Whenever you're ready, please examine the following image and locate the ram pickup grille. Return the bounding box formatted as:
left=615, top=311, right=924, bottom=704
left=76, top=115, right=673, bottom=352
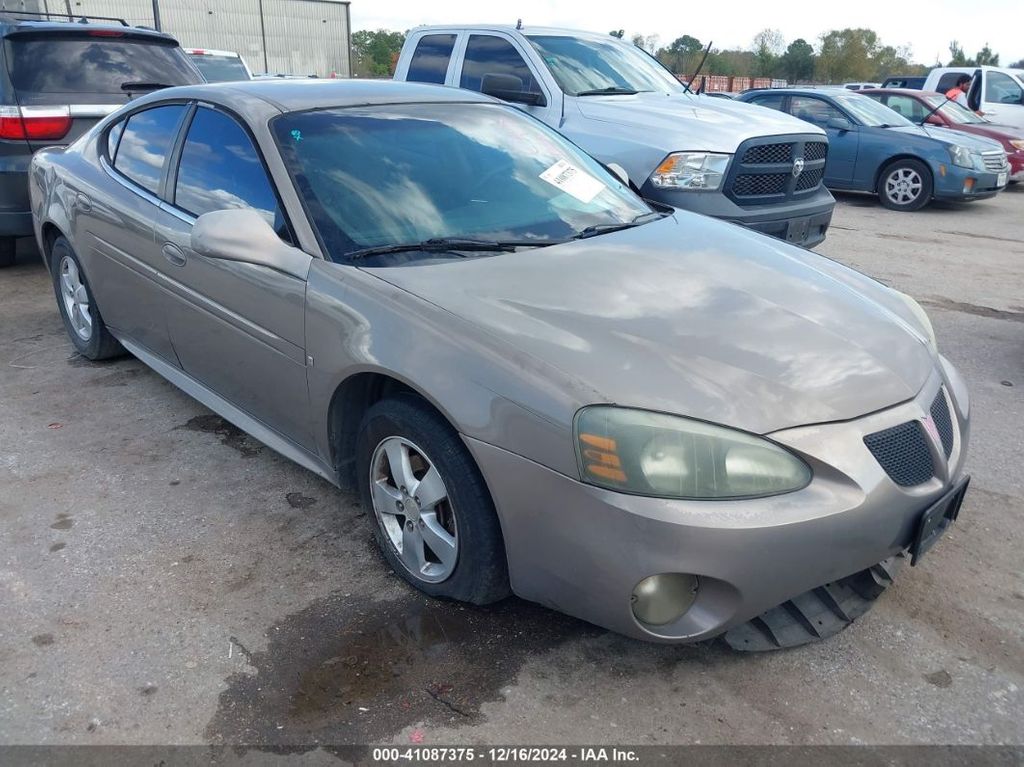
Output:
left=930, top=389, right=955, bottom=459
left=726, top=135, right=828, bottom=205
left=864, top=421, right=935, bottom=487
left=983, top=152, right=1008, bottom=172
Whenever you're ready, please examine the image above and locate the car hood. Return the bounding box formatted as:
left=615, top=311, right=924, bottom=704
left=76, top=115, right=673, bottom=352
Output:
left=363, top=215, right=936, bottom=435
left=891, top=124, right=1005, bottom=152
left=571, top=91, right=824, bottom=153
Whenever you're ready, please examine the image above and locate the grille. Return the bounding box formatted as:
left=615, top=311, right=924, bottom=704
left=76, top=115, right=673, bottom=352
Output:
left=804, top=142, right=827, bottom=162
left=733, top=173, right=788, bottom=197
left=742, top=143, right=792, bottom=164
left=930, top=390, right=954, bottom=458
left=795, top=167, right=824, bottom=191
left=983, top=152, right=1007, bottom=172
left=864, top=421, right=935, bottom=487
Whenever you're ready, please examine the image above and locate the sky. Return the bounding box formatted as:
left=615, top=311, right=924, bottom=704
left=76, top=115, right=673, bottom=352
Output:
left=350, top=0, right=1024, bottom=68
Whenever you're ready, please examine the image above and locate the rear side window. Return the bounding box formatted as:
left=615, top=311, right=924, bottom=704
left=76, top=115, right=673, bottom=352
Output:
left=935, top=73, right=966, bottom=93
left=459, top=35, right=541, bottom=96
left=6, top=36, right=200, bottom=94
left=113, top=105, right=186, bottom=195
left=749, top=93, right=785, bottom=111
left=174, top=107, right=285, bottom=235
left=881, top=94, right=927, bottom=121
left=406, top=34, right=456, bottom=84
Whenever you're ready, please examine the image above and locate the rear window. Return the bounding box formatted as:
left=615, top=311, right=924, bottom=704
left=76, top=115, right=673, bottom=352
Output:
left=188, top=54, right=251, bottom=83
left=6, top=36, right=200, bottom=94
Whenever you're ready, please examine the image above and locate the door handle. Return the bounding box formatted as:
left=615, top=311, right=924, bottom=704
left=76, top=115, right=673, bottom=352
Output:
left=75, top=193, right=92, bottom=212
left=161, top=242, right=187, bottom=267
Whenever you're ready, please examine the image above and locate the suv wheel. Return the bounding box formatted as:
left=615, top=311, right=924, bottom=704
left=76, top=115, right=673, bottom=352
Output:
left=356, top=395, right=510, bottom=605
left=0, top=237, right=15, bottom=267
left=51, top=236, right=124, bottom=360
left=877, top=159, right=932, bottom=211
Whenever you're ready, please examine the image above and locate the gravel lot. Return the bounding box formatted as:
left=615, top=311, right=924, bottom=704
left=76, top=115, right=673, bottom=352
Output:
left=1, top=188, right=1022, bottom=748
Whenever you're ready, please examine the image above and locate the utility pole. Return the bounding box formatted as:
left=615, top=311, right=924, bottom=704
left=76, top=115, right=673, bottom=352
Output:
left=151, top=0, right=161, bottom=30
left=257, top=0, right=269, bottom=73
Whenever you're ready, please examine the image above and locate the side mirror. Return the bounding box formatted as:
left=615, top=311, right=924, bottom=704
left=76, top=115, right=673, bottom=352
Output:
left=606, top=162, right=630, bottom=186
left=826, top=116, right=853, bottom=132
left=481, top=73, right=547, bottom=107
left=191, top=208, right=312, bottom=281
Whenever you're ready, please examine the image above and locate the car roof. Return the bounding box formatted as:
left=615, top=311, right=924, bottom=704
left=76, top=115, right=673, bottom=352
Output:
left=743, top=87, right=852, bottom=97
left=135, top=79, right=497, bottom=114
left=861, top=88, right=944, bottom=97
left=0, top=16, right=177, bottom=43
left=411, top=24, right=613, bottom=40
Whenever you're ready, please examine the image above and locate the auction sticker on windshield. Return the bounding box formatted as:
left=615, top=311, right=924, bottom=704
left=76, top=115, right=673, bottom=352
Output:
left=540, top=160, right=605, bottom=203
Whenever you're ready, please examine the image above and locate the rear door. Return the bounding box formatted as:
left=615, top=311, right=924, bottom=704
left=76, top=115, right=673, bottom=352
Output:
left=152, top=104, right=314, bottom=449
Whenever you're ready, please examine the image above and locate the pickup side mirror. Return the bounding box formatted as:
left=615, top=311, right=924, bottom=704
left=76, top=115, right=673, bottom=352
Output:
left=826, top=116, right=854, bottom=132
left=481, top=73, right=547, bottom=107
left=191, top=208, right=312, bottom=281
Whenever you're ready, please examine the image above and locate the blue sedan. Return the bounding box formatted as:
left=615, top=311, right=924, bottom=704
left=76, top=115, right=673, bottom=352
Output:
left=738, top=88, right=1010, bottom=210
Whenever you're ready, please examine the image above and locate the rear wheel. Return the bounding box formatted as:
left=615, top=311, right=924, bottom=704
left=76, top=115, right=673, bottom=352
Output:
left=0, top=236, right=16, bottom=267
left=51, top=236, right=124, bottom=360
left=877, top=159, right=932, bottom=211
left=356, top=395, right=510, bottom=604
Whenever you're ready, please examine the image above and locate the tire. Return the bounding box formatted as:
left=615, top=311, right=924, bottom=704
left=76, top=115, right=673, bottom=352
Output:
left=50, top=236, right=124, bottom=360
left=0, top=236, right=15, bottom=267
left=877, top=158, right=932, bottom=211
left=356, top=394, right=510, bottom=604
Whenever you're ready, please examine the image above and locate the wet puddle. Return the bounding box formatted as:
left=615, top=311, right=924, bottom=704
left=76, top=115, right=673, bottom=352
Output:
left=179, top=414, right=264, bottom=457
left=207, top=592, right=596, bottom=746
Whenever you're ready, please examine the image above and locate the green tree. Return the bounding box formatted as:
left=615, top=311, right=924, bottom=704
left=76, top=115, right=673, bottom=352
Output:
left=975, top=43, right=1000, bottom=66
left=816, top=28, right=879, bottom=82
left=659, top=34, right=704, bottom=74
left=780, top=38, right=815, bottom=82
left=351, top=29, right=406, bottom=77
left=948, top=40, right=972, bottom=66
left=752, top=28, right=784, bottom=77
left=1010, top=58, right=1024, bottom=68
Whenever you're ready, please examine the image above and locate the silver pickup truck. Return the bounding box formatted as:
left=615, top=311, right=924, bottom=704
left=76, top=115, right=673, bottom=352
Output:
left=394, top=25, right=836, bottom=248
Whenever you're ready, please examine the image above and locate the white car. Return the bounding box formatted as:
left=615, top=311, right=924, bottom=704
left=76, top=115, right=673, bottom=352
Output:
left=184, top=48, right=253, bottom=82
left=843, top=82, right=882, bottom=91
left=924, top=66, right=1024, bottom=130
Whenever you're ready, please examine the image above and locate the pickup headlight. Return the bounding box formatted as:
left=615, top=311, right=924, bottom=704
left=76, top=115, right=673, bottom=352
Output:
left=948, top=145, right=975, bottom=169
left=892, top=289, right=937, bottom=355
left=649, top=152, right=731, bottom=191
left=574, top=406, right=811, bottom=499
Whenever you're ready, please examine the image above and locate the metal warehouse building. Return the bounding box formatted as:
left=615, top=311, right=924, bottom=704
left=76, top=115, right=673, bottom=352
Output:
left=9, top=0, right=351, bottom=77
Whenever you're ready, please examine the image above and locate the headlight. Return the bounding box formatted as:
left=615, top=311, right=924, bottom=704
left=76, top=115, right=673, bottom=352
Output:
left=649, top=152, right=731, bottom=191
left=948, top=145, right=974, bottom=168
left=891, top=289, right=937, bottom=355
left=574, top=406, right=811, bottom=499
left=1009, top=139, right=1024, bottom=151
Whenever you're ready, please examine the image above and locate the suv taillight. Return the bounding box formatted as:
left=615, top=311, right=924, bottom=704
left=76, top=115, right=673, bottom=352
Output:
left=0, top=106, right=72, bottom=140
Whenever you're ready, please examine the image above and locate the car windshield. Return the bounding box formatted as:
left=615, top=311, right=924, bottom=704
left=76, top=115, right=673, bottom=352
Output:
left=526, top=35, right=681, bottom=96
left=923, top=95, right=987, bottom=124
left=834, top=92, right=913, bottom=127
left=189, top=54, right=250, bottom=82
left=273, top=103, right=652, bottom=262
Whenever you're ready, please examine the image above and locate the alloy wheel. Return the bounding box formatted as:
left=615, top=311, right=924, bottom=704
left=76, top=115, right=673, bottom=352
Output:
left=59, top=256, right=93, bottom=341
left=369, top=436, right=458, bottom=583
left=884, top=167, right=923, bottom=206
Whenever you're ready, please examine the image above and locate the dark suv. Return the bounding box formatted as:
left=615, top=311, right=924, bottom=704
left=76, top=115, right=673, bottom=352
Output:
left=0, top=11, right=202, bottom=265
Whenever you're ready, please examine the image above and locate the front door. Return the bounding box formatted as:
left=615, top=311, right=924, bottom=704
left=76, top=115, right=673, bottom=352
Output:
left=152, top=105, right=315, bottom=450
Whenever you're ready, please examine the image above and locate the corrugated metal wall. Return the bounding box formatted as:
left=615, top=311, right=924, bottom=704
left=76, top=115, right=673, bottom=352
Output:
left=5, top=0, right=350, bottom=77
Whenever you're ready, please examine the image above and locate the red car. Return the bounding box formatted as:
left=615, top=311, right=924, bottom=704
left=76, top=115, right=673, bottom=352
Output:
left=863, top=88, right=1024, bottom=182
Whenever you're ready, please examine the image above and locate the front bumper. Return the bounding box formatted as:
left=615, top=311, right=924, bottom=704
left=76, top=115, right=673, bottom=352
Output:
left=934, top=163, right=1008, bottom=200
left=466, top=360, right=969, bottom=643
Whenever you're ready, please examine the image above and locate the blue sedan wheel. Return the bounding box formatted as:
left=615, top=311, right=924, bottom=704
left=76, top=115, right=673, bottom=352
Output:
left=877, top=158, right=932, bottom=212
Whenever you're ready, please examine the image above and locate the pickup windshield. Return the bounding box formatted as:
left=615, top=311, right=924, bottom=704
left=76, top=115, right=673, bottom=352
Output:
left=272, top=103, right=652, bottom=263
left=923, top=95, right=987, bottom=124
left=527, top=35, right=681, bottom=97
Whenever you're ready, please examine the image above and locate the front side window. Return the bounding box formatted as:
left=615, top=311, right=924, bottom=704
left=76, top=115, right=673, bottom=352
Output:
left=879, top=94, right=927, bottom=122
left=112, top=104, right=187, bottom=195
left=985, top=71, right=1024, bottom=104
left=459, top=35, right=542, bottom=97
left=406, top=34, right=456, bottom=84
left=527, top=35, right=680, bottom=96
left=272, top=103, right=650, bottom=262
left=173, top=107, right=281, bottom=228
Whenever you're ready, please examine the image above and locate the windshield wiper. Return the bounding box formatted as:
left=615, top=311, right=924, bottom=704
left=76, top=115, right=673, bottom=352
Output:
left=576, top=87, right=640, bottom=96
left=120, top=81, right=176, bottom=93
left=347, top=237, right=556, bottom=261
left=571, top=210, right=668, bottom=240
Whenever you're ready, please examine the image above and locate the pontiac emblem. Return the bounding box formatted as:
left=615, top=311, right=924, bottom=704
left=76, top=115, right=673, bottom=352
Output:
left=792, top=157, right=805, bottom=178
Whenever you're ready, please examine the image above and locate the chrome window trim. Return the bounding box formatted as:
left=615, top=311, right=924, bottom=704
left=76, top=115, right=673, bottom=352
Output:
left=100, top=155, right=164, bottom=208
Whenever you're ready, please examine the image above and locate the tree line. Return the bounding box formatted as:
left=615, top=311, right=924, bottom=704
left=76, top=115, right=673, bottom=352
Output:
left=351, top=27, right=1022, bottom=82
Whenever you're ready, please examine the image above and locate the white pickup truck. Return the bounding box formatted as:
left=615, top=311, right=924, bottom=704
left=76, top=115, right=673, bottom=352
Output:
left=924, top=66, right=1024, bottom=130
left=394, top=25, right=837, bottom=248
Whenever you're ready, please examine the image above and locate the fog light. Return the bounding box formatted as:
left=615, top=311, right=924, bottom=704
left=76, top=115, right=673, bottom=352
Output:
left=963, top=178, right=975, bottom=193
left=630, top=573, right=699, bottom=626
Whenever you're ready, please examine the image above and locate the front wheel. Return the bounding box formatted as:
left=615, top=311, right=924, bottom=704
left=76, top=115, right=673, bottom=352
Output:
left=356, top=395, right=510, bottom=604
left=877, top=159, right=932, bottom=211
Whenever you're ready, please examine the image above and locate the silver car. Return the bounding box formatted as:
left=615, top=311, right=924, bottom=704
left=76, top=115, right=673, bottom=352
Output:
left=29, top=81, right=970, bottom=648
